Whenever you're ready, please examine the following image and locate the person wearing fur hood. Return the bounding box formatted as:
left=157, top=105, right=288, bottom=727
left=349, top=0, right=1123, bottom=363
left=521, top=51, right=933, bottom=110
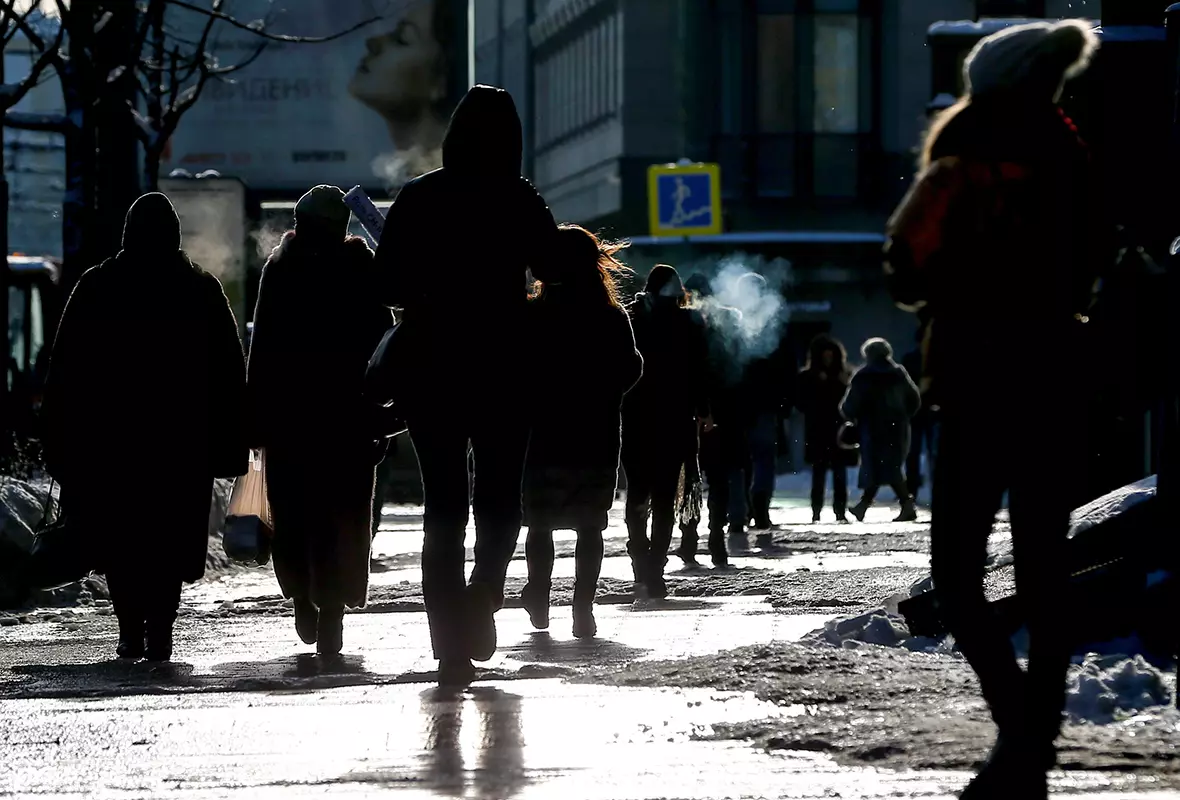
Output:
left=883, top=19, right=1109, bottom=799
left=246, top=185, right=394, bottom=658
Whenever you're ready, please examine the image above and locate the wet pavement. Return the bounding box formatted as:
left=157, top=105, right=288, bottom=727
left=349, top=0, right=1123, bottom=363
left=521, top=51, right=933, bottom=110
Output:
left=0, top=496, right=1169, bottom=798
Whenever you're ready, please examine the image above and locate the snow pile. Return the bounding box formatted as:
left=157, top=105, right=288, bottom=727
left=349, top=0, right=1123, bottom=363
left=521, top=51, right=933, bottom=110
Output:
left=802, top=609, right=952, bottom=653
left=1066, top=653, right=1172, bottom=724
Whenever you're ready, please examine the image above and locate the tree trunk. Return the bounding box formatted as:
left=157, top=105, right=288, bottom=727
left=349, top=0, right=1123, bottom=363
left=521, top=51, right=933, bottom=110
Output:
left=94, top=3, right=141, bottom=260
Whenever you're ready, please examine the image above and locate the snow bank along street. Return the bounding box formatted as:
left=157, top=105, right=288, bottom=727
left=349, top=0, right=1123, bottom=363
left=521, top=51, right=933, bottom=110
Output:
left=1, top=494, right=1179, bottom=798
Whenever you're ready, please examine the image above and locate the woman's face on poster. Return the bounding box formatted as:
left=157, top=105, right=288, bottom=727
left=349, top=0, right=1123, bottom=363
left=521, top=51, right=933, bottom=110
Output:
left=349, top=0, right=445, bottom=120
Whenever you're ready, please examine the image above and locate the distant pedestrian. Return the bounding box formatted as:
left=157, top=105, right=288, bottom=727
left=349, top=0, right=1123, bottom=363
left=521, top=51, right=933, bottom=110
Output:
left=41, top=192, right=247, bottom=662
left=247, top=185, right=393, bottom=658
left=520, top=225, right=643, bottom=638
left=374, top=85, right=559, bottom=685
left=841, top=338, right=920, bottom=522
left=622, top=265, right=710, bottom=599
left=796, top=334, right=853, bottom=523
left=884, top=19, right=1106, bottom=797
left=676, top=273, right=743, bottom=567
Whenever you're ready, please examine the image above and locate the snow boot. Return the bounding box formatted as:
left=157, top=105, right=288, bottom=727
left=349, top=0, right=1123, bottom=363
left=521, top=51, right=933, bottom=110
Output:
left=116, top=618, right=145, bottom=660
left=850, top=499, right=871, bottom=522
left=293, top=598, right=318, bottom=645
left=316, top=604, right=345, bottom=658
left=520, top=581, right=551, bottom=631
left=708, top=529, right=729, bottom=568
left=572, top=604, right=597, bottom=639
left=676, top=523, right=700, bottom=566
left=811, top=511, right=822, bottom=524
left=894, top=500, right=918, bottom=523
left=465, top=583, right=500, bottom=662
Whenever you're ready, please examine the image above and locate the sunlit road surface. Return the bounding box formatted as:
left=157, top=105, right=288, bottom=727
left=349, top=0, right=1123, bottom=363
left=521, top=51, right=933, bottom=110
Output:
left=0, top=497, right=1160, bottom=798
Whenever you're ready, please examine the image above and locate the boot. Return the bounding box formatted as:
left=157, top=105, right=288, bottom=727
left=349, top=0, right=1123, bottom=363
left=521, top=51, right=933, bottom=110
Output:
left=727, top=525, right=747, bottom=555
left=143, top=621, right=173, bottom=663
left=293, top=598, right=318, bottom=645
left=645, top=555, right=668, bottom=600
left=316, top=604, right=345, bottom=658
left=116, top=618, right=145, bottom=660
left=894, top=498, right=918, bottom=523
left=627, top=538, right=650, bottom=588
left=708, top=528, right=729, bottom=568
left=850, top=498, right=871, bottom=522
left=520, top=581, right=550, bottom=631
left=465, top=582, right=500, bottom=662
left=438, top=657, right=476, bottom=687
left=572, top=604, right=597, bottom=639
left=676, top=523, right=700, bottom=566
left=959, top=735, right=1051, bottom=800
left=811, top=510, right=822, bottom=524
left=750, top=490, right=774, bottom=530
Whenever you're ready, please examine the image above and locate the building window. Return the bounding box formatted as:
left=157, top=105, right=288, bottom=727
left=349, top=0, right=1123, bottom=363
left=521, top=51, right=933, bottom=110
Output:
left=757, top=13, right=796, bottom=133
left=813, top=14, right=858, bottom=134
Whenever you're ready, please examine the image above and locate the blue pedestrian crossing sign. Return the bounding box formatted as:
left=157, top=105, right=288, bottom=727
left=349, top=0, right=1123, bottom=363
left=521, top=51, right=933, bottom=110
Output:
left=647, top=162, right=722, bottom=237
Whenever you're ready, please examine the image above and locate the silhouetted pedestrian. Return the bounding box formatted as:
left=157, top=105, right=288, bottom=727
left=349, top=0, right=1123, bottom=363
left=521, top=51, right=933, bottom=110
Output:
left=842, top=338, right=920, bottom=522
left=41, top=192, right=247, bottom=662
left=884, top=20, right=1106, bottom=798
left=520, top=225, right=642, bottom=638
left=622, top=265, right=709, bottom=599
left=247, top=185, right=393, bottom=657
left=676, top=273, right=742, bottom=568
left=727, top=272, right=795, bottom=551
left=374, top=85, right=559, bottom=684
left=797, top=334, right=853, bottom=523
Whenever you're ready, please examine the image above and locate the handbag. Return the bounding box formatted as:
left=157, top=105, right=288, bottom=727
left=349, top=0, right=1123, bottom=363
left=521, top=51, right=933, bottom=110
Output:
left=222, top=450, right=274, bottom=567
left=364, top=324, right=408, bottom=438
left=27, top=481, right=95, bottom=591
left=835, top=422, right=861, bottom=468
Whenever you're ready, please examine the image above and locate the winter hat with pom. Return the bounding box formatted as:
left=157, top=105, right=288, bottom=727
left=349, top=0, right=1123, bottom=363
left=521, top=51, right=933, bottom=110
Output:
left=294, top=184, right=350, bottom=236
left=964, top=18, right=1099, bottom=102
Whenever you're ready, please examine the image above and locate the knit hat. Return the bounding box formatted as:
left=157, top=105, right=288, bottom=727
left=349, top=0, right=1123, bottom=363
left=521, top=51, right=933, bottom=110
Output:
left=294, top=184, right=350, bottom=236
left=964, top=19, right=1099, bottom=102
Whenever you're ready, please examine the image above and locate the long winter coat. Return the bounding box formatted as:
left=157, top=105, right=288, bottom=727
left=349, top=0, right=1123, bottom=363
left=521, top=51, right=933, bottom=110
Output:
left=841, top=360, right=920, bottom=489
left=796, top=367, right=853, bottom=467
left=246, top=232, right=393, bottom=608
left=374, top=86, right=558, bottom=419
left=42, top=243, right=246, bottom=582
left=524, top=291, right=643, bottom=531
left=623, top=295, right=709, bottom=461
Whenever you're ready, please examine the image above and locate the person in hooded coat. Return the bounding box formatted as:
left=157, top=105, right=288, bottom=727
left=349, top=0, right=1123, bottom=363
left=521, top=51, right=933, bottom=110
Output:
left=247, top=185, right=393, bottom=657
left=841, top=338, right=920, bottom=522
left=622, top=265, right=710, bottom=599
left=796, top=334, right=853, bottom=523
left=41, top=192, right=247, bottom=662
left=520, top=225, right=643, bottom=639
left=374, top=85, right=559, bottom=684
left=883, top=20, right=1107, bottom=798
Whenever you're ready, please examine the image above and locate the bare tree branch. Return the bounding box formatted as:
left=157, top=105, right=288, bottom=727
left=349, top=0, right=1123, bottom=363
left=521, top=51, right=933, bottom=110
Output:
left=5, top=110, right=68, bottom=132
left=0, top=14, right=66, bottom=112
left=1, top=0, right=47, bottom=50
left=1, top=2, right=38, bottom=48
left=164, top=0, right=380, bottom=43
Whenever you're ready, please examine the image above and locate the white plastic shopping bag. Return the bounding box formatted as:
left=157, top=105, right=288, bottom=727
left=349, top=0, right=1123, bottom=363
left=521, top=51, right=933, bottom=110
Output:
left=222, top=450, right=274, bottom=566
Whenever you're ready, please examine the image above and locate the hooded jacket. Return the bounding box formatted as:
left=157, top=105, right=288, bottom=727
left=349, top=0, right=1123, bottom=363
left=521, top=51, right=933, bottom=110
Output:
left=373, top=86, right=558, bottom=403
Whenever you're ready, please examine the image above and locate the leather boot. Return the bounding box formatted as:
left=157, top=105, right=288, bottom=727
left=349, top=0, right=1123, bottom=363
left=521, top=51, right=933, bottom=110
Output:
left=520, top=581, right=551, bottom=631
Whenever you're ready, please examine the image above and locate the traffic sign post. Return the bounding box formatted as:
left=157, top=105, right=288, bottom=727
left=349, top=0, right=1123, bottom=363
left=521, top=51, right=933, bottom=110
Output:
left=647, top=162, right=722, bottom=238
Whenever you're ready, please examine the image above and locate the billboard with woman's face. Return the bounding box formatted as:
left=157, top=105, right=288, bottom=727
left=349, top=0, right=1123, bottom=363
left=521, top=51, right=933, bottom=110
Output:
left=162, top=0, right=467, bottom=195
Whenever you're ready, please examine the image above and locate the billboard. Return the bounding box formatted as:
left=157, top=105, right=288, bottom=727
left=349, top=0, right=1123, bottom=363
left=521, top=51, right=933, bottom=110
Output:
left=162, top=0, right=468, bottom=196
left=159, top=177, right=249, bottom=335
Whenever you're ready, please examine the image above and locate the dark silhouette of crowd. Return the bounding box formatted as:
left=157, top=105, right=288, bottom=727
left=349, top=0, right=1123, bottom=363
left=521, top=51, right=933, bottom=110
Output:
left=37, top=19, right=1113, bottom=791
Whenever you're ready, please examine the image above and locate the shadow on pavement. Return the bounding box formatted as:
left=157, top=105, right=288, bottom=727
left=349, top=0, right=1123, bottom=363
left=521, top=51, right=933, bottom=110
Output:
left=499, top=631, right=649, bottom=666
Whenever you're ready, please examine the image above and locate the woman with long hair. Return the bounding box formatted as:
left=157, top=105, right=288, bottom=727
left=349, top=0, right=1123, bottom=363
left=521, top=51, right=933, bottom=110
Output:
left=520, top=225, right=643, bottom=638
left=796, top=334, right=853, bottom=523
left=622, top=265, right=710, bottom=599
